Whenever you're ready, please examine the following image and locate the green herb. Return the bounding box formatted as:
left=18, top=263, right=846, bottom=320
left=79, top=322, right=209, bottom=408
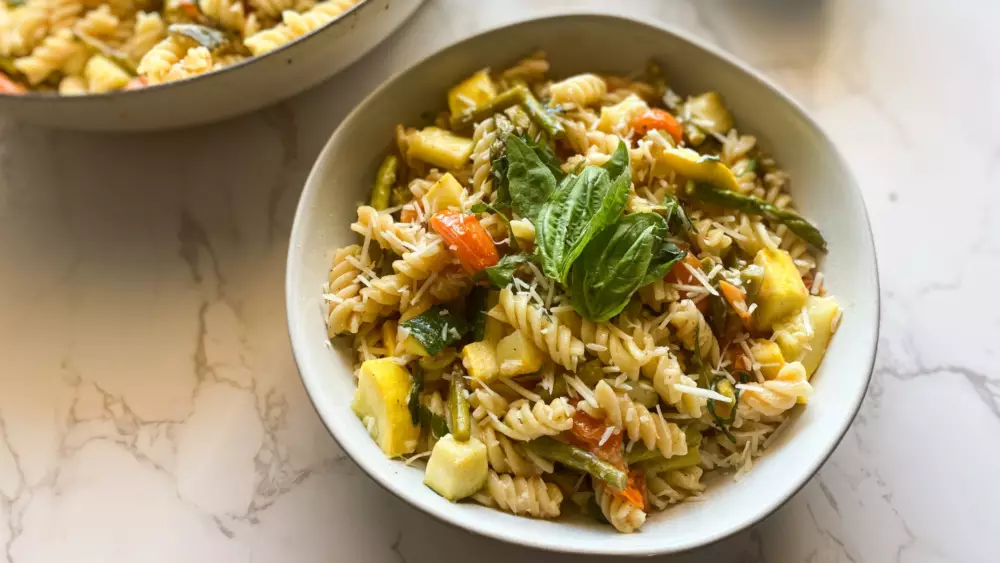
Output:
left=744, top=158, right=758, bottom=174
left=401, top=307, right=470, bottom=356
left=568, top=213, right=684, bottom=322
left=504, top=135, right=558, bottom=223
left=419, top=406, right=449, bottom=439
left=406, top=364, right=424, bottom=426
left=707, top=373, right=743, bottom=442
left=536, top=141, right=631, bottom=284
left=685, top=181, right=827, bottom=251
left=168, top=23, right=230, bottom=51
left=475, top=254, right=533, bottom=289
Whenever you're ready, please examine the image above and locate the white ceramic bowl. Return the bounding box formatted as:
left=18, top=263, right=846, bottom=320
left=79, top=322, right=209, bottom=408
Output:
left=0, top=0, right=424, bottom=131
left=286, top=13, right=879, bottom=556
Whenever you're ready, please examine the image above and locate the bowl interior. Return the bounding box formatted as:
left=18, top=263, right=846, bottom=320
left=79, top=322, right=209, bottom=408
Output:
left=287, top=13, right=878, bottom=556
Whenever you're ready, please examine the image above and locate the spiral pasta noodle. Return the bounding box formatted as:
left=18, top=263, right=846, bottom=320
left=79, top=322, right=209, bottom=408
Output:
left=594, top=479, right=645, bottom=533
left=469, top=116, right=497, bottom=198
left=590, top=380, right=687, bottom=458
left=475, top=423, right=544, bottom=477
left=641, top=350, right=704, bottom=417
left=739, top=361, right=812, bottom=418
left=579, top=319, right=647, bottom=379
left=669, top=299, right=721, bottom=366
left=14, top=29, right=82, bottom=85
left=493, top=398, right=575, bottom=441
left=479, top=472, right=562, bottom=519
left=244, top=0, right=359, bottom=56
left=324, top=245, right=365, bottom=336
left=137, top=36, right=194, bottom=84
left=548, top=73, right=606, bottom=108
left=498, top=288, right=585, bottom=371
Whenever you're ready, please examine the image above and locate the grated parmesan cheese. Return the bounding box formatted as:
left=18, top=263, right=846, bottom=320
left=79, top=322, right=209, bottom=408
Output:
left=674, top=384, right=733, bottom=403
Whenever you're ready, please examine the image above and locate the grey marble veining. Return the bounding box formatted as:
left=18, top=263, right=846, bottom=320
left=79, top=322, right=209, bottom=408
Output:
left=0, top=0, right=997, bottom=561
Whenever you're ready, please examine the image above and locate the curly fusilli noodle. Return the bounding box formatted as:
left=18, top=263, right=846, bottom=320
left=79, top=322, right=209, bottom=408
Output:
left=588, top=380, right=687, bottom=458
left=243, top=0, right=359, bottom=56
left=693, top=216, right=734, bottom=256
left=352, top=206, right=452, bottom=281
left=137, top=35, right=192, bottom=84
left=579, top=319, right=647, bottom=379
left=199, top=0, right=249, bottom=34
left=74, top=5, right=120, bottom=39
left=49, top=0, right=83, bottom=32
left=324, top=245, right=365, bottom=336
left=120, top=11, right=165, bottom=61
left=249, top=0, right=296, bottom=18
left=493, top=398, right=574, bottom=441
left=14, top=29, right=82, bottom=85
left=478, top=472, right=562, bottom=519
left=548, top=73, right=606, bottom=108
left=669, top=299, right=721, bottom=366
left=469, top=387, right=509, bottom=421
left=646, top=467, right=705, bottom=509
left=497, top=288, right=585, bottom=371
left=469, top=116, right=497, bottom=198
left=641, top=349, right=704, bottom=417
left=475, top=423, right=545, bottom=477
left=739, top=361, right=812, bottom=418
left=594, top=479, right=645, bottom=533
left=161, top=45, right=213, bottom=83
left=636, top=280, right=681, bottom=312
left=2, top=0, right=49, bottom=57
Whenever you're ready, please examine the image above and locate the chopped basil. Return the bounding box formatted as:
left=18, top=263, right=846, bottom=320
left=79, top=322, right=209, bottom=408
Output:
left=475, top=253, right=533, bottom=289
left=406, top=364, right=424, bottom=426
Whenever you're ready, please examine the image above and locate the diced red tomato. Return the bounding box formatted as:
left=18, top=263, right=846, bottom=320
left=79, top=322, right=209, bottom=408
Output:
left=429, top=210, right=499, bottom=273
left=631, top=108, right=683, bottom=143
left=719, top=280, right=752, bottom=328
left=567, top=411, right=624, bottom=468
left=0, top=73, right=26, bottom=94
left=613, top=469, right=646, bottom=510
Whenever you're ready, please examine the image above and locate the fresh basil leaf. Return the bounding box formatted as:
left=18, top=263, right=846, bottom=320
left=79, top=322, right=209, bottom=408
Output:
left=407, top=365, right=424, bottom=425
left=420, top=406, right=450, bottom=438
left=524, top=135, right=564, bottom=182
left=600, top=140, right=630, bottom=182
left=569, top=213, right=683, bottom=322
left=401, top=306, right=470, bottom=356
left=505, top=135, right=557, bottom=223
left=168, top=23, right=230, bottom=52
left=476, top=254, right=533, bottom=289
left=537, top=163, right=630, bottom=285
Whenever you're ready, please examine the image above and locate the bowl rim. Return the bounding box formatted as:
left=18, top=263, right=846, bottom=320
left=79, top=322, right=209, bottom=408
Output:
left=0, top=0, right=376, bottom=102
left=286, top=10, right=880, bottom=556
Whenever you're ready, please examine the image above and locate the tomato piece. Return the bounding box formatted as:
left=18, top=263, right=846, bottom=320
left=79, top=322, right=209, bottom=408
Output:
left=429, top=210, right=499, bottom=273
left=725, top=343, right=752, bottom=372
left=399, top=203, right=418, bottom=223
left=567, top=411, right=624, bottom=468
left=0, top=73, right=26, bottom=94
left=719, top=280, right=752, bottom=328
left=631, top=108, right=683, bottom=143
left=613, top=469, right=646, bottom=510
left=664, top=253, right=702, bottom=285
left=124, top=77, right=148, bottom=91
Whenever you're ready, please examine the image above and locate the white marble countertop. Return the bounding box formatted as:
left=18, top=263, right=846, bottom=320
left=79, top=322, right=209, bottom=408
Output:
left=1, top=0, right=997, bottom=561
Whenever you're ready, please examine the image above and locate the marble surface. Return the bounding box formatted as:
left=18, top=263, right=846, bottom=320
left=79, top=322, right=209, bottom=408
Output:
left=1, top=0, right=997, bottom=561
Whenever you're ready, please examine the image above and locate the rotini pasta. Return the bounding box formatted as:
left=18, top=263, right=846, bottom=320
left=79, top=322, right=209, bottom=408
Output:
left=244, top=0, right=358, bottom=56
left=328, top=54, right=839, bottom=534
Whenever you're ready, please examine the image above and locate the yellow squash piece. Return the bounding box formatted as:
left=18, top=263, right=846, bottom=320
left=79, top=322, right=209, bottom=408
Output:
left=749, top=339, right=785, bottom=380
left=752, top=247, right=808, bottom=330
left=596, top=94, right=649, bottom=134
left=425, top=172, right=465, bottom=213
left=800, top=296, right=841, bottom=377
left=351, top=358, right=421, bottom=457
left=682, top=92, right=734, bottom=146
left=424, top=434, right=488, bottom=501
left=461, top=341, right=500, bottom=383
left=496, top=330, right=545, bottom=376
left=84, top=55, right=131, bottom=94
left=407, top=127, right=475, bottom=170
left=447, top=69, right=497, bottom=117
left=651, top=146, right=740, bottom=192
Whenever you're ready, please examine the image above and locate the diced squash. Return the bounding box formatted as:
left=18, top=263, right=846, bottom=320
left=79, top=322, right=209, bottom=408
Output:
left=381, top=321, right=397, bottom=356
left=483, top=290, right=506, bottom=343
left=425, top=172, right=464, bottom=213
left=419, top=348, right=458, bottom=371
left=402, top=336, right=430, bottom=357
left=752, top=248, right=808, bottom=330
left=682, top=92, right=733, bottom=146
left=407, top=127, right=474, bottom=170
left=597, top=94, right=649, bottom=134
left=509, top=218, right=536, bottom=247
left=447, top=69, right=496, bottom=117
left=461, top=341, right=499, bottom=383
left=801, top=296, right=841, bottom=377
left=84, top=55, right=131, bottom=94
left=749, top=339, right=785, bottom=380
left=351, top=359, right=420, bottom=457
left=496, top=330, right=545, bottom=376
left=424, top=434, right=488, bottom=501
left=651, top=146, right=740, bottom=192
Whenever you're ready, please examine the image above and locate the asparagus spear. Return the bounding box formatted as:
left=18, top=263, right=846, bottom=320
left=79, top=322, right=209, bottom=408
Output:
left=524, top=437, right=628, bottom=490
left=685, top=181, right=827, bottom=251
left=447, top=371, right=471, bottom=441
left=514, top=83, right=565, bottom=139
left=369, top=155, right=397, bottom=210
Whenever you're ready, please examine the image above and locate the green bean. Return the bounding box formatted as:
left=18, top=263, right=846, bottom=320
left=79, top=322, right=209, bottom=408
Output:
left=447, top=372, right=471, bottom=441
left=516, top=83, right=565, bottom=139
left=685, top=181, right=827, bottom=251
left=524, top=437, right=628, bottom=490
left=449, top=86, right=526, bottom=130
left=369, top=155, right=397, bottom=211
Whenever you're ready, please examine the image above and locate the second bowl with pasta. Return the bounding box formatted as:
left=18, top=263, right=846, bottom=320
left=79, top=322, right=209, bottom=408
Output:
left=287, top=13, right=878, bottom=555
